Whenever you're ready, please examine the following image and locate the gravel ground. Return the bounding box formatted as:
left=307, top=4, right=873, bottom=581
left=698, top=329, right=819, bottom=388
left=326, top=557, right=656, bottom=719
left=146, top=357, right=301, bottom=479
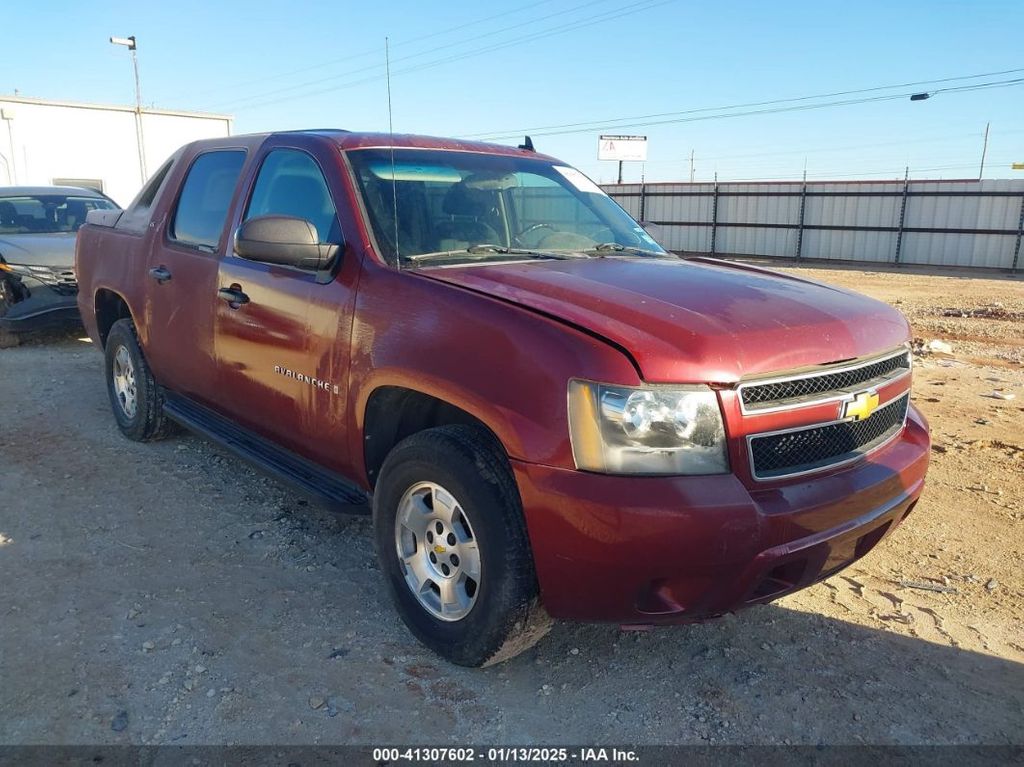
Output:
left=0, top=263, right=1022, bottom=746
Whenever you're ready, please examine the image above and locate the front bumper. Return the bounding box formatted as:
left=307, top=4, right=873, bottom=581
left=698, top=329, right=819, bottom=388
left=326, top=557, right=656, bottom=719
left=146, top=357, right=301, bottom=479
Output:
left=513, top=404, right=930, bottom=624
left=0, top=269, right=81, bottom=332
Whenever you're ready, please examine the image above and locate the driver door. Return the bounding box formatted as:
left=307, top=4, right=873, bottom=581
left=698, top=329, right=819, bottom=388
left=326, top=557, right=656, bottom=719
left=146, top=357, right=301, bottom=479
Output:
left=212, top=145, right=355, bottom=471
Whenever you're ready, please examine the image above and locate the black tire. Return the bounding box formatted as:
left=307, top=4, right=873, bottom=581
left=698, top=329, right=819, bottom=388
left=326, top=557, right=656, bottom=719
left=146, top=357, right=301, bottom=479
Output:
left=104, top=318, right=176, bottom=442
left=374, top=425, right=551, bottom=667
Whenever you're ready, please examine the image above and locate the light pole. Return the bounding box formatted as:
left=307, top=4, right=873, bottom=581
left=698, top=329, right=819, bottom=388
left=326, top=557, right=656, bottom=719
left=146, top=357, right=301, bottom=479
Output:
left=1, top=108, right=15, bottom=184
left=110, top=35, right=147, bottom=183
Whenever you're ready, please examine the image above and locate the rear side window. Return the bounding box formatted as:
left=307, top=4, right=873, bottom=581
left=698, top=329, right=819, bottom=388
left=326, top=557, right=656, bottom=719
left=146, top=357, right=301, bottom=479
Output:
left=135, top=159, right=174, bottom=211
left=170, top=150, right=246, bottom=251
left=117, top=158, right=175, bottom=232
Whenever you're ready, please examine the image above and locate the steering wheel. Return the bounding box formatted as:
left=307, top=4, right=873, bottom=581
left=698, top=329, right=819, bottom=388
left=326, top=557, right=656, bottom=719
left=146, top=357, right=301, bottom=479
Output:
left=515, top=223, right=555, bottom=244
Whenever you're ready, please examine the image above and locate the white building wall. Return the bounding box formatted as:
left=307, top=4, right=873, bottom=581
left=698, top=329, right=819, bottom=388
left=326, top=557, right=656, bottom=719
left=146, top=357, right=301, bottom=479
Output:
left=0, top=96, right=231, bottom=207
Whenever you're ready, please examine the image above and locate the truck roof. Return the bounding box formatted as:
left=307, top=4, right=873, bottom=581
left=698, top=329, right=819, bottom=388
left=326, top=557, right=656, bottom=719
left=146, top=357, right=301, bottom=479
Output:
left=184, top=130, right=559, bottom=163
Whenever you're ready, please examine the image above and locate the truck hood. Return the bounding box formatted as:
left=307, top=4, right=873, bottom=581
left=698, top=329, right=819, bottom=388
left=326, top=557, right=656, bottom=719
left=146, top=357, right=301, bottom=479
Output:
left=418, top=256, right=910, bottom=383
left=0, top=233, right=76, bottom=269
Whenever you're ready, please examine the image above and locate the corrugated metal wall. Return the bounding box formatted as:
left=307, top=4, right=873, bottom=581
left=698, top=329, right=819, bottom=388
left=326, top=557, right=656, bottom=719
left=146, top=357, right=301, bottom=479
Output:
left=603, top=179, right=1024, bottom=270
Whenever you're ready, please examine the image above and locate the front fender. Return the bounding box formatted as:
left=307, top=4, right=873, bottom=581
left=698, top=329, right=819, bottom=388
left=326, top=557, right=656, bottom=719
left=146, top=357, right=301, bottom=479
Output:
left=347, top=262, right=642, bottom=478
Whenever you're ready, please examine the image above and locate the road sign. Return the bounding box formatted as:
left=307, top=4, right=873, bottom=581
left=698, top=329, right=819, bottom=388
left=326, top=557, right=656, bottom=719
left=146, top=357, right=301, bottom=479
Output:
left=598, top=135, right=648, bottom=162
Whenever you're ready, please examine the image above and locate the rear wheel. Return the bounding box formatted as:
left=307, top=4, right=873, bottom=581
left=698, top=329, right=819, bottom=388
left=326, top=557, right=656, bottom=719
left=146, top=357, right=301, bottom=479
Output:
left=374, top=425, right=551, bottom=667
left=104, top=318, right=176, bottom=441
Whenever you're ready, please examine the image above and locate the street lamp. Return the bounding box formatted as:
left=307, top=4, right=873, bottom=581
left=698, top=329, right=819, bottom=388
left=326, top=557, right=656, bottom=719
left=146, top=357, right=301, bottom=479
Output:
left=110, top=35, right=147, bottom=182
left=909, top=92, right=990, bottom=179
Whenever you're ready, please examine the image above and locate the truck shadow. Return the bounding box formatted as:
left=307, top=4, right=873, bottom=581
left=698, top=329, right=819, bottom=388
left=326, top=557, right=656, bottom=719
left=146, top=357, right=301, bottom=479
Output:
left=480, top=601, right=1024, bottom=743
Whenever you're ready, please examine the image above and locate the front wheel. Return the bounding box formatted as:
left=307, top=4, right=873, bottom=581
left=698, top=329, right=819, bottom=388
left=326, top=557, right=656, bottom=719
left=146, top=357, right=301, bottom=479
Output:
left=374, top=425, right=551, bottom=667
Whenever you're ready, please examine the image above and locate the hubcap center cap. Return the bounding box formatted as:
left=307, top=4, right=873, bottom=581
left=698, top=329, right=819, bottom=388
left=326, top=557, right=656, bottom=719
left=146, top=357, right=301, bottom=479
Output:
left=425, top=519, right=462, bottom=579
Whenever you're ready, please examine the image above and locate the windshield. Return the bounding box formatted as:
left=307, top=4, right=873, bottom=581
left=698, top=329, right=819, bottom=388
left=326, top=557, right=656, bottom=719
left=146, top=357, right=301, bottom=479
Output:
left=347, top=149, right=667, bottom=265
left=0, top=193, right=117, bottom=235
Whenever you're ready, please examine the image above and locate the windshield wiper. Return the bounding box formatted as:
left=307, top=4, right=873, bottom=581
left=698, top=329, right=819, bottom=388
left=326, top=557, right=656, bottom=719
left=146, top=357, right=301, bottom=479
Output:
left=587, top=242, right=671, bottom=257
left=468, top=244, right=591, bottom=258
left=405, top=245, right=585, bottom=265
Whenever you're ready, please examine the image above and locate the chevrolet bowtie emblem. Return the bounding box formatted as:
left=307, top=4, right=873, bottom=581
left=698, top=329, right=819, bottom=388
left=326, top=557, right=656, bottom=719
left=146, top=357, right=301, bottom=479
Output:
left=842, top=390, right=880, bottom=421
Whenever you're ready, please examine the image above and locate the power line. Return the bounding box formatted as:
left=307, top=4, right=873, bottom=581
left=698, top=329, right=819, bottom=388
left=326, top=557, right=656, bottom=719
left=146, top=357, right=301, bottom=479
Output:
left=221, top=0, right=669, bottom=112
left=644, top=157, right=1016, bottom=183
left=177, top=0, right=558, bottom=104
left=210, top=0, right=628, bottom=111
left=471, top=78, right=1024, bottom=140
left=218, top=0, right=673, bottom=113
left=640, top=129, right=987, bottom=165
left=466, top=67, right=1024, bottom=140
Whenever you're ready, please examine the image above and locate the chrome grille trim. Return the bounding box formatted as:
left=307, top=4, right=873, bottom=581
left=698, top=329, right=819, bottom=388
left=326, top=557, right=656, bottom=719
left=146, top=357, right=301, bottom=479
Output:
left=746, top=393, right=910, bottom=482
left=737, top=347, right=911, bottom=415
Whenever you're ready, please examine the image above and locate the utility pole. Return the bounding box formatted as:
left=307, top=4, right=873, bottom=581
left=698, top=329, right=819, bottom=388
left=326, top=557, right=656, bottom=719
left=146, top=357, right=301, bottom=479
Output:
left=689, top=149, right=695, bottom=183
left=617, top=160, right=623, bottom=185
left=110, top=35, right=147, bottom=183
left=979, top=121, right=990, bottom=180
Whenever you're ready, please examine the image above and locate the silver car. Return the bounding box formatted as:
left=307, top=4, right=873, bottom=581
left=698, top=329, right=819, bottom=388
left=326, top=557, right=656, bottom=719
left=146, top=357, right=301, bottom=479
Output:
left=0, top=186, right=119, bottom=337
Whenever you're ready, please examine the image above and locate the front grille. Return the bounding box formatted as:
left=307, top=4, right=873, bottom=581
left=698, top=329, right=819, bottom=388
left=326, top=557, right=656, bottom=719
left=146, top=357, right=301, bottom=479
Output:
left=749, top=393, right=910, bottom=480
left=740, top=349, right=910, bottom=411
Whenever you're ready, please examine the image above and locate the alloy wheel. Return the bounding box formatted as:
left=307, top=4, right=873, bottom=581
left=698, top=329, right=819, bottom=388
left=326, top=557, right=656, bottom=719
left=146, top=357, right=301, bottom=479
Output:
left=111, top=345, right=138, bottom=419
left=394, top=481, right=481, bottom=621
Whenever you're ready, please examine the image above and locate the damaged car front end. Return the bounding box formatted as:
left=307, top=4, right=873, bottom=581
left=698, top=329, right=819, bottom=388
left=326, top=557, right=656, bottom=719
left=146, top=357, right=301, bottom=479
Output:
left=0, top=187, right=119, bottom=335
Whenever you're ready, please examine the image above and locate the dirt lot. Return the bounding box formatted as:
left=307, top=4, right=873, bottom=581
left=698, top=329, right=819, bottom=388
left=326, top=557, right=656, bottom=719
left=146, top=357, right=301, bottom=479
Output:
left=0, top=263, right=1022, bottom=746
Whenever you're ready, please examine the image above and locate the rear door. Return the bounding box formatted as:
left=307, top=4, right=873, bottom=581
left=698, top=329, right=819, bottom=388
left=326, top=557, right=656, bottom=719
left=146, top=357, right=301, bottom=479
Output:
left=144, top=149, right=247, bottom=404
left=212, top=141, right=359, bottom=472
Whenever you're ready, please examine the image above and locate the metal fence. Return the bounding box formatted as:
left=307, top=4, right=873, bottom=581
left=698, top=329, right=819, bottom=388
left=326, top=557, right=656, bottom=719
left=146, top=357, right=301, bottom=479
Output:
left=603, top=178, right=1024, bottom=270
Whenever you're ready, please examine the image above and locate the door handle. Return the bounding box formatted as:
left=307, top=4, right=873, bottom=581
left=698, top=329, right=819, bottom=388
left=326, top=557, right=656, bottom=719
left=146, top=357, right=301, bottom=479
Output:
left=149, top=266, right=172, bottom=284
left=218, top=286, right=250, bottom=307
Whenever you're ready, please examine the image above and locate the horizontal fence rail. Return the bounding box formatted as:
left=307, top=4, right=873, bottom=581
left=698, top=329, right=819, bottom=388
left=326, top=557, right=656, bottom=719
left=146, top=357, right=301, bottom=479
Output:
left=603, top=179, right=1024, bottom=271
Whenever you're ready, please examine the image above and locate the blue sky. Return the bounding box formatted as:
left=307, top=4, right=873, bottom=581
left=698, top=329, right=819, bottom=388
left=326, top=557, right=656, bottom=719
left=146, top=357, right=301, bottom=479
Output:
left=3, top=0, right=1022, bottom=183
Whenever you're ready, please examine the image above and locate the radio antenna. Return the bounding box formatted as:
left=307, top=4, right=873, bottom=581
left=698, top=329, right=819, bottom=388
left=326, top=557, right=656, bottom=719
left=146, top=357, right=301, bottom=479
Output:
left=385, top=36, right=400, bottom=268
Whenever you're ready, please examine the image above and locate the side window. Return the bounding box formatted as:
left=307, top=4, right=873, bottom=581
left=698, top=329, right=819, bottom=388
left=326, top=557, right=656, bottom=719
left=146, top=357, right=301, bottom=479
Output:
left=170, top=150, right=246, bottom=250
left=134, top=159, right=174, bottom=211
left=116, top=157, right=175, bottom=232
left=245, top=149, right=340, bottom=245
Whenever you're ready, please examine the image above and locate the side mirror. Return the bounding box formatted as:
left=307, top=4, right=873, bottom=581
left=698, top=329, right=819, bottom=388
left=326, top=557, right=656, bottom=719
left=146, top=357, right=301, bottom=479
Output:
left=234, top=215, right=338, bottom=270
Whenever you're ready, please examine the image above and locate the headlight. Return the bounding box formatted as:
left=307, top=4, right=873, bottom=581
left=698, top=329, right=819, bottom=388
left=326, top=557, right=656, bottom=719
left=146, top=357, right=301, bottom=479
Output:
left=568, top=379, right=729, bottom=475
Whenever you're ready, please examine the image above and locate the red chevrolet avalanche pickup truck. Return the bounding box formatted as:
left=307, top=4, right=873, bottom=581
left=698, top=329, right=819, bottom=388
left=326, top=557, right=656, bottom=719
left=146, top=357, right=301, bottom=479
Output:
left=75, top=130, right=929, bottom=666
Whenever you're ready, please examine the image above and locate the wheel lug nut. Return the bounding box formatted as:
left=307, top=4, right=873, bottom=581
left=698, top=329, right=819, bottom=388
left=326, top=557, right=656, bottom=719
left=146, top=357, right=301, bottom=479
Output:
left=429, top=552, right=437, bottom=564
left=426, top=531, right=433, bottom=543
left=441, top=563, right=450, bottom=576
left=435, top=522, right=443, bottom=534
left=446, top=533, right=456, bottom=546
left=450, top=554, right=460, bottom=567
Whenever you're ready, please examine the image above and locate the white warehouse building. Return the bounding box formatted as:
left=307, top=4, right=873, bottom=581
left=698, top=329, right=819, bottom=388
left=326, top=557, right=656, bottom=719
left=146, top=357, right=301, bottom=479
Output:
left=0, top=95, right=232, bottom=207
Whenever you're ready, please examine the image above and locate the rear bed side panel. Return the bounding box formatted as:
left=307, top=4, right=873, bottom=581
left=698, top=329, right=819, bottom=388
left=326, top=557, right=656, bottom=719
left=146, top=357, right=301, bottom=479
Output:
left=75, top=225, right=149, bottom=346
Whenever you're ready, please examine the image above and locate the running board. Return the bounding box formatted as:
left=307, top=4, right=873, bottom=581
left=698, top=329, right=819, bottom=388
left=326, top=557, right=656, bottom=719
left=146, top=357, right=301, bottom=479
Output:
left=163, top=393, right=370, bottom=513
